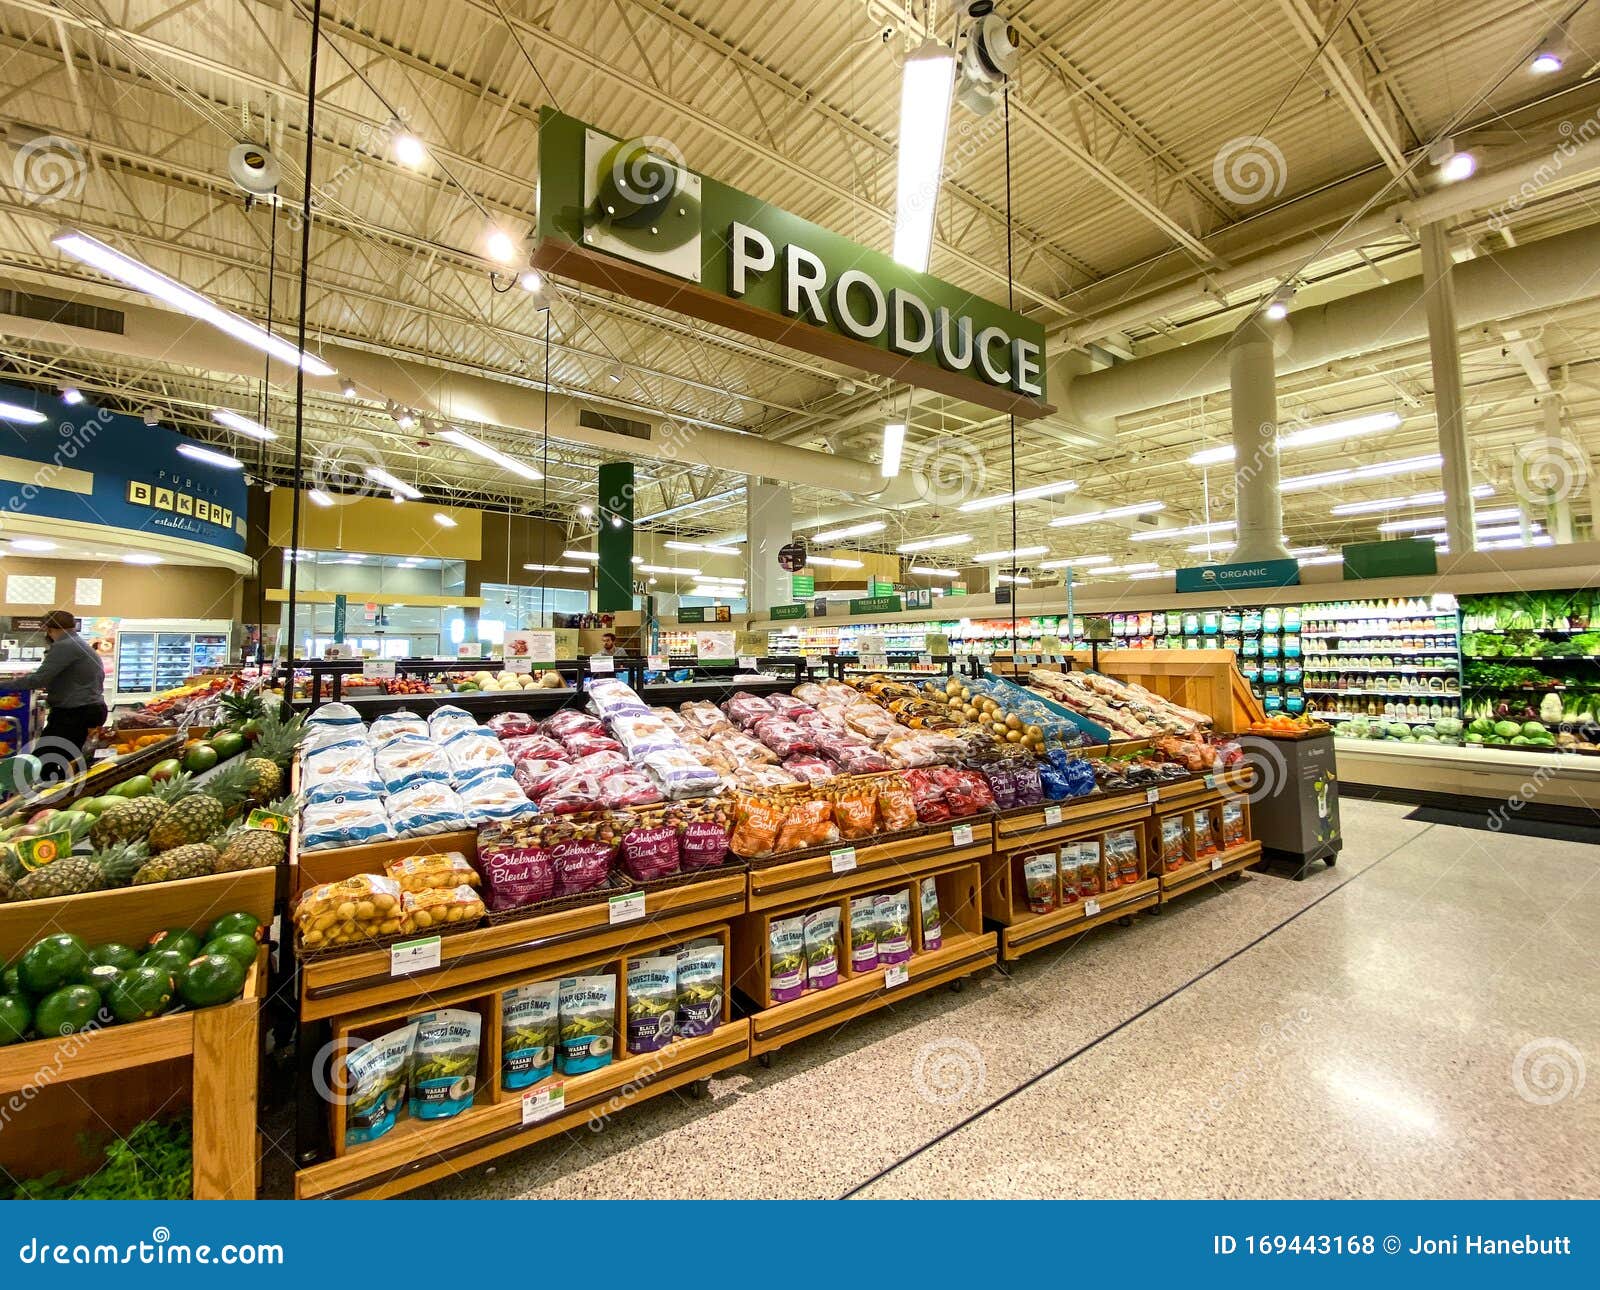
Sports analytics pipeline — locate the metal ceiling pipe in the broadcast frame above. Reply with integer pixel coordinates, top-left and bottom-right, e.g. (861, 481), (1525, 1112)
(1227, 316), (1291, 563)
(0, 286), (880, 494)
(1059, 221), (1600, 426)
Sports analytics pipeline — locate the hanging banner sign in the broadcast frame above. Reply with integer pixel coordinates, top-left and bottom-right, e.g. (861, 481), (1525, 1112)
(790, 573), (815, 598)
(533, 112), (1051, 419)
(1175, 559), (1301, 594)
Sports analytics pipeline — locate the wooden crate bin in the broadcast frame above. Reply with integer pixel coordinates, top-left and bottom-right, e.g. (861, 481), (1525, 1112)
(0, 867), (274, 1199)
(732, 853), (996, 1059)
(1155, 790), (1262, 901)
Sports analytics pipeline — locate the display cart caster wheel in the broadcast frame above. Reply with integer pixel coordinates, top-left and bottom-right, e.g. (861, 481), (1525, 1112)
(1146, 903), (1163, 915)
(949, 977), (965, 994)
(1293, 868), (1307, 882)
(757, 1052), (774, 1069)
(1117, 914), (1134, 928)
(689, 1078), (711, 1100)
(1325, 855), (1337, 867)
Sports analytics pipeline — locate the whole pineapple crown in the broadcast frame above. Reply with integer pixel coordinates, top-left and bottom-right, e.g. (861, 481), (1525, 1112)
(195, 760), (256, 809)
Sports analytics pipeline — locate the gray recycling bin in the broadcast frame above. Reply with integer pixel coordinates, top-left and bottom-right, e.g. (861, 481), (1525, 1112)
(1238, 733), (1341, 876)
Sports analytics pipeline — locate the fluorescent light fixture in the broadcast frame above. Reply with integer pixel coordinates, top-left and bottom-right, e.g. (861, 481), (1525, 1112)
(1128, 569), (1173, 581)
(434, 513), (458, 528)
(177, 442), (243, 469)
(59, 387), (83, 405)
(1469, 523), (1540, 541)
(439, 427), (543, 481)
(1093, 561), (1159, 575)
(1188, 445), (1235, 467)
(1187, 412), (1402, 467)
(1132, 520), (1235, 542)
(1036, 555), (1112, 569)
(805, 555), (865, 568)
(892, 39), (956, 272)
(957, 480), (1079, 513)
(664, 541), (742, 556)
(909, 566), (960, 578)
(638, 564), (701, 576)
(523, 562), (591, 574)
(485, 228), (518, 263)
(637, 486), (746, 524)
(1378, 507), (1521, 533)
(0, 400), (47, 425)
(392, 129), (427, 166)
(308, 489), (334, 507)
(1297, 553), (1344, 566)
(10, 539), (57, 552)
(996, 573), (1031, 584)
(365, 466), (422, 499)
(807, 519), (886, 543)
(971, 545), (1048, 563)
(1049, 501), (1165, 528)
(122, 553), (162, 565)
(895, 533), (971, 553)
(880, 422), (906, 478)
(211, 408), (275, 441)
(1476, 535), (1553, 550)
(1330, 484), (1493, 516)
(1185, 541), (1236, 554)
(1287, 545), (1328, 556)
(631, 555), (643, 564)
(52, 229), (335, 376)
(562, 550), (600, 562)
(1282, 454), (1441, 493)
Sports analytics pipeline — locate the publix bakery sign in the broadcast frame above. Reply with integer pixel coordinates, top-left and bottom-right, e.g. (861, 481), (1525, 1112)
(533, 110), (1051, 418)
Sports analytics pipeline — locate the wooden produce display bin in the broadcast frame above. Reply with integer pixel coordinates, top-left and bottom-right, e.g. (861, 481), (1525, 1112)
(0, 868), (274, 1199)
(1065, 648), (1267, 733)
(1149, 784), (1262, 903)
(732, 820), (997, 1060)
(290, 829), (750, 1198)
(981, 791), (1160, 962)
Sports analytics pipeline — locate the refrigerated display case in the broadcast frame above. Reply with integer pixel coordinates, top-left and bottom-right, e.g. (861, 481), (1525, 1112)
(113, 619), (232, 704)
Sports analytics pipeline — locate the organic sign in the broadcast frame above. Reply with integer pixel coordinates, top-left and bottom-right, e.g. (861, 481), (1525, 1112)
(1175, 559), (1301, 593)
(534, 112), (1050, 418)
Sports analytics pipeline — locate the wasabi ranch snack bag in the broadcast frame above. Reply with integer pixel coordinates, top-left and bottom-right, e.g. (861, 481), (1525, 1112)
(803, 906), (841, 990)
(343, 1022), (416, 1147)
(769, 915), (806, 1001)
(626, 955), (677, 1053)
(675, 940), (725, 1037)
(849, 895), (879, 971)
(409, 1009), (481, 1120)
(558, 975), (617, 1074)
(500, 981), (558, 1090)
(919, 877), (942, 951)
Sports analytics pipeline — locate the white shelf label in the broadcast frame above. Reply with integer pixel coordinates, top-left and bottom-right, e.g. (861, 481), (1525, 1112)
(590, 655), (616, 674)
(1210, 856), (1224, 872)
(951, 822), (974, 847)
(885, 964), (910, 989)
(738, 655), (759, 671)
(390, 935), (441, 976)
(1083, 898), (1101, 917)
(1204, 774), (1217, 789)
(830, 846), (858, 874)
(362, 659), (396, 680)
(918, 653), (934, 666)
(608, 890), (645, 924)
(505, 657), (533, 675)
(647, 654), (667, 670)
(1043, 806), (1063, 826)
(521, 1080), (566, 1125)
(1145, 787), (1160, 804)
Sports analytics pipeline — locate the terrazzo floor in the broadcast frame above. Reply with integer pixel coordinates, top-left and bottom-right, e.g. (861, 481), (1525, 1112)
(283, 797), (1599, 1199)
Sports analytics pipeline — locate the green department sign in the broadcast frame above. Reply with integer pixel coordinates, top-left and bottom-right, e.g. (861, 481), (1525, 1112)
(1343, 539), (1436, 579)
(848, 595), (903, 615)
(1175, 559), (1301, 594)
(677, 607), (706, 624)
(534, 111), (1050, 419)
(770, 603), (808, 620)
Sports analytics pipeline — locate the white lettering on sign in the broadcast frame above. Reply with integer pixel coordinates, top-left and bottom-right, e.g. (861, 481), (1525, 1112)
(831, 270), (887, 341)
(783, 242), (827, 324)
(729, 223), (775, 295)
(975, 325), (1012, 385)
(889, 289), (933, 356)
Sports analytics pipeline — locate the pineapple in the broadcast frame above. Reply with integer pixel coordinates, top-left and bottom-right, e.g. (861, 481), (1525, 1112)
(218, 690), (267, 726)
(15, 857), (109, 900)
(91, 775), (191, 847)
(240, 712), (306, 802)
(213, 823), (285, 874)
(0, 869), (16, 903)
(131, 843), (218, 885)
(91, 840), (150, 888)
(147, 762), (253, 852)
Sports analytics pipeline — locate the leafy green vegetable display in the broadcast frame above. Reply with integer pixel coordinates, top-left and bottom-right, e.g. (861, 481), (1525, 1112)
(7, 1116), (191, 1199)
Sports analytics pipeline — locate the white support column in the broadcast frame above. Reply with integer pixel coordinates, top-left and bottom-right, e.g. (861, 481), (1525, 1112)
(1420, 223), (1474, 553)
(1228, 315), (1292, 563)
(745, 481), (792, 613)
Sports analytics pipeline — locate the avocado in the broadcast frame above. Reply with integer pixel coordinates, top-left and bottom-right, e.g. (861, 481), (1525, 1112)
(87, 942), (140, 973)
(202, 933), (259, 970)
(145, 927), (201, 960)
(17, 934), (90, 996)
(32, 985), (102, 1037)
(105, 965), (176, 1023)
(0, 994), (30, 1045)
(176, 954), (247, 1009)
(203, 912), (262, 945)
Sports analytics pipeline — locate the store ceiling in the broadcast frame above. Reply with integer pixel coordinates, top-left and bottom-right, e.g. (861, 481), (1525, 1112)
(1, 0), (1599, 576)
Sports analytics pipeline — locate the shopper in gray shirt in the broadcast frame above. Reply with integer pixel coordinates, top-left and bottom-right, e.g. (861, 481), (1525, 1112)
(9, 610), (108, 781)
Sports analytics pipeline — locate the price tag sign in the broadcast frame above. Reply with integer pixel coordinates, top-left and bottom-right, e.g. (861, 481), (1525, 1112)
(951, 823), (974, 847)
(244, 809), (292, 833)
(830, 846), (858, 874)
(1204, 773), (1217, 790)
(390, 935), (441, 976)
(590, 655), (616, 674)
(738, 655), (760, 671)
(1043, 805), (1063, 826)
(362, 659), (396, 680)
(918, 653), (934, 666)
(521, 1081), (566, 1125)
(1145, 787), (1160, 804)
(608, 891), (645, 924)
(505, 657), (533, 675)
(647, 654), (667, 671)
(885, 963), (910, 989)
(1210, 856), (1224, 872)
(1084, 898), (1101, 917)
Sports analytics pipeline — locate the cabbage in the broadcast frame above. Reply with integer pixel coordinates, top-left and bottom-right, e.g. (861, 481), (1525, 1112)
(1435, 718), (1463, 736)
(1388, 723), (1410, 739)
(1469, 717), (1495, 737)
(1494, 720), (1523, 738)
(1466, 733), (1485, 744)
(1522, 721), (1548, 737)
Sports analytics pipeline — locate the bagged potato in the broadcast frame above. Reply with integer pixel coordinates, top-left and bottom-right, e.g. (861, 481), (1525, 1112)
(401, 883), (485, 932)
(385, 851), (479, 894)
(295, 874), (404, 948)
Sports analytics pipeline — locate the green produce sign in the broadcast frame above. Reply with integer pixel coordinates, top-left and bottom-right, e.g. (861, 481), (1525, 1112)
(848, 595), (903, 615)
(533, 111), (1049, 419)
(790, 573), (815, 598)
(770, 603), (808, 620)
(332, 593), (347, 644)
(1342, 538), (1436, 579)
(677, 607), (706, 624)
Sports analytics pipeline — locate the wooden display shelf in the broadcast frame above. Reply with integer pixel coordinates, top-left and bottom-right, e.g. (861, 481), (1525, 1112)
(298, 867), (747, 1021)
(994, 793), (1150, 850)
(295, 1019), (751, 1199)
(0, 870), (274, 1199)
(1156, 840), (1262, 901)
(745, 818), (995, 913)
(994, 879), (1160, 960)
